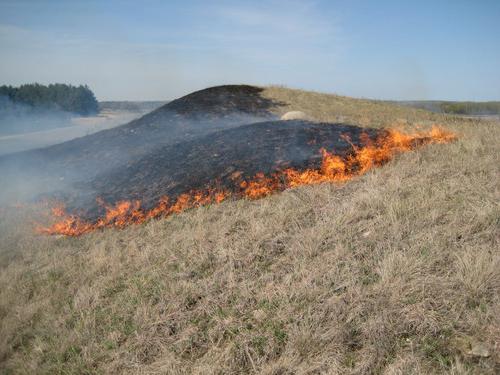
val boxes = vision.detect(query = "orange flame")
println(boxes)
[36,126,456,236]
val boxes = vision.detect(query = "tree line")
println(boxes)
[0,83,99,115]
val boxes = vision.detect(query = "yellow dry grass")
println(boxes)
[0,86,499,374]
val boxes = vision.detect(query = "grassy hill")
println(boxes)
[0,86,499,374]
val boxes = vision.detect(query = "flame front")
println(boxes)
[37,126,456,236]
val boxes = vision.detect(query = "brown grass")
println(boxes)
[0,86,499,374]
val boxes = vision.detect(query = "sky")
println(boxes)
[0,0,499,101]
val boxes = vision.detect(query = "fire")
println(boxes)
[37,126,456,236]
[36,189,230,236]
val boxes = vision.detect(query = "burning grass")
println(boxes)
[36,126,456,236]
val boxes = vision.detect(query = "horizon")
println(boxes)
[1,0,500,101]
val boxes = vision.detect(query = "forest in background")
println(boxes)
[0,83,99,136]
[0,83,98,115]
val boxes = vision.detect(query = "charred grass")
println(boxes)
[0,87,499,374]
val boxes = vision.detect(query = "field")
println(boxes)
[0,86,499,374]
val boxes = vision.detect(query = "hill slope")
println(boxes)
[69,120,382,218]
[0,86,499,374]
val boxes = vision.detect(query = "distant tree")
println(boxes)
[0,83,99,115]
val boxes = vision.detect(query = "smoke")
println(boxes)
[0,100,163,156]
[0,95,75,136]
[0,105,276,209]
[0,99,134,205]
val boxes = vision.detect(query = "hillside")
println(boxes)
[60,120,383,220]
[0,86,499,374]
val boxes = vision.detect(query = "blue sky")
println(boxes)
[1,0,499,101]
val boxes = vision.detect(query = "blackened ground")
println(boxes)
[68,120,384,218]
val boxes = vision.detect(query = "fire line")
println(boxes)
[36,126,456,236]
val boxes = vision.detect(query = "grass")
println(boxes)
[0,86,499,374]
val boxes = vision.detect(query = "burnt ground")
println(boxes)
[0,84,385,218]
[69,120,383,218]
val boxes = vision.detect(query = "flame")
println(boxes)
[36,126,456,236]
[36,189,230,236]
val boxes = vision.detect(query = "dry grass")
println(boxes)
[0,87,499,374]
[262,85,440,126]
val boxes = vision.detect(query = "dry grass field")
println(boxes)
[0,87,499,374]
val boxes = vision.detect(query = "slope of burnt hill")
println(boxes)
[0,85,280,184]
[165,84,280,117]
[70,120,384,218]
